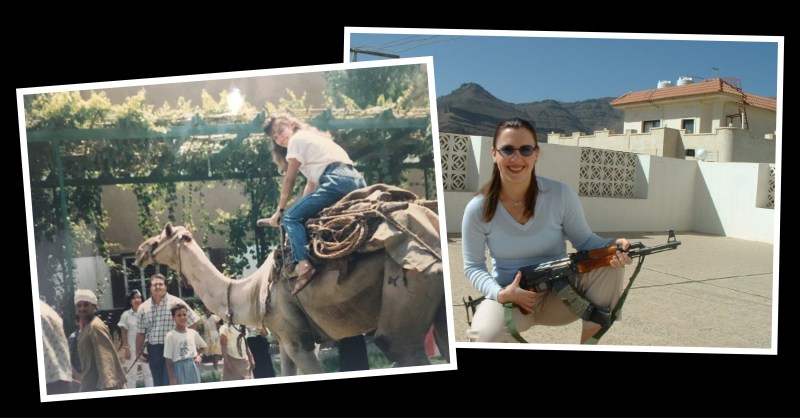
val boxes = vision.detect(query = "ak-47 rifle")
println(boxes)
[519,230,682,293]
[462,231,681,342]
[515,230,681,327]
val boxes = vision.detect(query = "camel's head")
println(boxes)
[134,223,194,269]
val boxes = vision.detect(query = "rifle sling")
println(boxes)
[584,256,645,345]
[503,258,645,344]
[503,303,527,343]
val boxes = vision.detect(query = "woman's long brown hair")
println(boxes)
[263,113,302,174]
[263,113,334,174]
[478,118,539,222]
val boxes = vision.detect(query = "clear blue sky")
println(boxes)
[349,33,780,103]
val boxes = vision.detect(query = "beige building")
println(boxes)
[548,77,777,162]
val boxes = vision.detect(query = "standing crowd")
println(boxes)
[41,273,275,393]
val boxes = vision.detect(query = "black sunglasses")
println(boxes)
[496,145,538,158]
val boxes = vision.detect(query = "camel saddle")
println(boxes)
[271,184,441,278]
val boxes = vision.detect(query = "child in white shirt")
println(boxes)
[164,303,207,385]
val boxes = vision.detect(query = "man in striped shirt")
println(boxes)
[40,300,73,395]
[135,274,199,386]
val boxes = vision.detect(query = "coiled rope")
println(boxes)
[307,198,441,261]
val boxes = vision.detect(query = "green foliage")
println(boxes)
[367,350,392,369]
[324,64,429,112]
[200,368,221,383]
[24,88,266,315]
[154,97,197,126]
[210,207,253,277]
[278,89,308,111]
[339,95,361,113]
[26,91,113,129]
[323,64,435,196]
[128,183,172,238]
[201,89,228,114]
[204,141,282,277]
[26,66,434,317]
[114,89,161,131]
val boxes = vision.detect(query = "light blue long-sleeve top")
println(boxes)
[462,176,615,301]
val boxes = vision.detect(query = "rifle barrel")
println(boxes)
[628,242,681,257]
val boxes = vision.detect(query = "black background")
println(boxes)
[16,16,789,417]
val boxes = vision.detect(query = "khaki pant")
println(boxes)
[467,266,625,342]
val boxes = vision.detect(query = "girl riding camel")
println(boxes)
[260,113,366,295]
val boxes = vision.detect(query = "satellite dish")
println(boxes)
[696,149,708,161]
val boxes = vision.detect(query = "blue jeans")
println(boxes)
[283,163,366,264]
[146,343,169,386]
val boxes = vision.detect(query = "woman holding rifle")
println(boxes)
[462,118,633,343]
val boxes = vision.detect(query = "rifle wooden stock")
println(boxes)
[576,236,680,274]
[577,246,619,273]
[576,255,614,273]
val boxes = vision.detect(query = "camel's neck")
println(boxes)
[174,241,265,327]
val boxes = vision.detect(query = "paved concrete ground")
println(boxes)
[446,231,774,349]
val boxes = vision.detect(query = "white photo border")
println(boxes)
[19,56,457,402]
[343,27,783,356]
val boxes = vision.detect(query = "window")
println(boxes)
[681,119,695,133]
[121,256,152,299]
[642,120,661,133]
[120,256,195,301]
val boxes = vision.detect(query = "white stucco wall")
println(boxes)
[549,131,655,155]
[548,128,682,159]
[744,106,777,138]
[709,101,722,131]
[693,162,774,243]
[443,136,774,244]
[550,126,774,164]
[469,135,494,189]
[647,101,704,132]
[720,101,775,136]
[579,155,696,234]
[75,256,113,310]
[622,107,662,133]
[685,128,735,162]
[443,191,478,233]
[730,130,776,163]
[699,102,713,133]
[536,143,580,186]
[445,141,697,235]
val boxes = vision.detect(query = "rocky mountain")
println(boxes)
[437,82,623,140]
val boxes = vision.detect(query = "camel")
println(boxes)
[134,211,449,375]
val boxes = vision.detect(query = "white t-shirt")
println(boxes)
[286,129,353,184]
[163,329,207,362]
